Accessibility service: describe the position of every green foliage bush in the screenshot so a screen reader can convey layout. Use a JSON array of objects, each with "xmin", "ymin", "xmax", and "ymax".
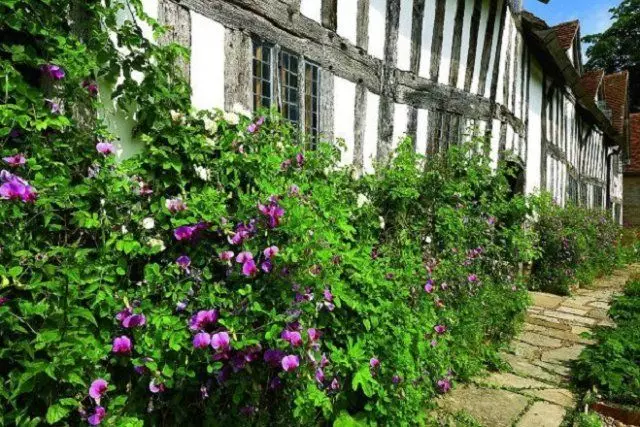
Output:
[
  {"xmin": 573, "ymin": 277, "xmax": 640, "ymax": 405},
  {"xmin": 0, "ymin": 0, "xmax": 620, "ymax": 425},
  {"xmin": 530, "ymin": 196, "xmax": 622, "ymax": 295}
]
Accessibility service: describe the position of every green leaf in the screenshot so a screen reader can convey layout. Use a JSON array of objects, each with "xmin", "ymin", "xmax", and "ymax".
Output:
[{"xmin": 46, "ymin": 404, "xmax": 70, "ymax": 424}]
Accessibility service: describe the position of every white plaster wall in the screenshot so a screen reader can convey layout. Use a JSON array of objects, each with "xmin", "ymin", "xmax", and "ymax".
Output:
[
  {"xmin": 333, "ymin": 76, "xmax": 356, "ymax": 166},
  {"xmin": 300, "ymin": 0, "xmax": 322, "ymax": 23},
  {"xmin": 490, "ymin": 119, "xmax": 501, "ymax": 168},
  {"xmin": 525, "ymin": 56, "xmax": 543, "ymax": 194},
  {"xmin": 397, "ymin": 0, "xmax": 413, "ymax": 70},
  {"xmin": 437, "ymin": 0, "xmax": 459, "ymax": 84},
  {"xmin": 392, "ymin": 103, "xmax": 409, "ymax": 148},
  {"xmin": 190, "ymin": 11, "xmax": 225, "ymax": 111},
  {"xmin": 470, "ymin": 0, "xmax": 490, "ymax": 94},
  {"xmin": 337, "ymin": 0, "xmax": 358, "ymax": 45},
  {"xmin": 368, "ymin": 0, "xmax": 387, "ymax": 60},
  {"xmin": 456, "ymin": 0, "xmax": 474, "ymax": 90},
  {"xmin": 416, "ymin": 109, "xmax": 429, "ymax": 155},
  {"xmin": 419, "ymin": 0, "xmax": 436, "ymax": 78},
  {"xmin": 505, "ymin": 124, "xmax": 514, "ymax": 152},
  {"xmin": 364, "ymin": 91, "xmax": 380, "ymax": 173},
  {"xmin": 140, "ymin": 0, "xmax": 159, "ymax": 42}
]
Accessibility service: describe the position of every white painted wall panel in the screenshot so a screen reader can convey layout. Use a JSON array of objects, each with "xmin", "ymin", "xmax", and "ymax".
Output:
[
  {"xmin": 456, "ymin": 0, "xmax": 474, "ymax": 90},
  {"xmin": 438, "ymin": 0, "xmax": 459, "ymax": 84},
  {"xmin": 416, "ymin": 109, "xmax": 429, "ymax": 155},
  {"xmin": 337, "ymin": 0, "xmax": 358, "ymax": 44},
  {"xmin": 397, "ymin": 0, "xmax": 413, "ymax": 70},
  {"xmin": 525, "ymin": 56, "xmax": 543, "ymax": 194},
  {"xmin": 490, "ymin": 119, "xmax": 501, "ymax": 168},
  {"xmin": 364, "ymin": 91, "xmax": 380, "ymax": 173},
  {"xmin": 190, "ymin": 11, "xmax": 225, "ymax": 111},
  {"xmin": 140, "ymin": 0, "xmax": 158, "ymax": 41},
  {"xmin": 300, "ymin": 0, "xmax": 322, "ymax": 23},
  {"xmin": 368, "ymin": 0, "xmax": 387, "ymax": 59},
  {"xmin": 419, "ymin": 0, "xmax": 436, "ymax": 78},
  {"xmin": 333, "ymin": 76, "xmax": 356, "ymax": 166},
  {"xmin": 392, "ymin": 103, "xmax": 409, "ymax": 148}
]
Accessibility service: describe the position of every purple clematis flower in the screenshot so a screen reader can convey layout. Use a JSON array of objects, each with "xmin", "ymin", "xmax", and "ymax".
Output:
[
  {"xmin": 219, "ymin": 250, "xmax": 234, "ymax": 261},
  {"xmin": 2, "ymin": 154, "xmax": 26, "ymax": 167},
  {"xmin": 242, "ymin": 259, "xmax": 258, "ymax": 277},
  {"xmin": 260, "ymin": 260, "xmax": 272, "ymax": 273},
  {"xmin": 165, "ymin": 198, "xmax": 187, "ymax": 213},
  {"xmin": 296, "ymin": 153, "xmax": 305, "ymax": 167},
  {"xmin": 246, "ymin": 116, "xmax": 265, "ymax": 133},
  {"xmin": 392, "ymin": 375, "xmax": 402, "ymax": 384},
  {"xmin": 468, "ymin": 274, "xmax": 478, "ymax": 283},
  {"xmin": 176, "ymin": 255, "xmax": 191, "ymax": 270},
  {"xmin": 87, "ymin": 406, "xmax": 106, "ymax": 425},
  {"xmin": 323, "ymin": 289, "xmax": 333, "ymax": 302},
  {"xmin": 0, "ymin": 170, "xmax": 37, "ymax": 203},
  {"xmin": 211, "ymin": 331, "xmax": 231, "ymax": 352},
  {"xmin": 82, "ymin": 80, "xmax": 98, "ymax": 96},
  {"xmin": 281, "ymin": 355, "xmax": 300, "ymax": 372},
  {"xmin": 0, "ymin": 296, "xmax": 8, "ymax": 306},
  {"xmin": 41, "ymin": 64, "xmax": 65, "ymax": 80},
  {"xmin": 281, "ymin": 330, "xmax": 302, "ymax": 347},
  {"xmin": 320, "ymin": 353, "xmax": 329, "ymax": 368},
  {"xmin": 236, "ymin": 251, "xmax": 253, "ymax": 263},
  {"xmin": 149, "ymin": 379, "xmax": 165, "ymax": 393},
  {"xmin": 174, "ymin": 225, "xmax": 196, "ymax": 241},
  {"xmin": 424, "ymin": 279, "xmax": 434, "ymax": 293},
  {"xmin": 370, "ymin": 358, "xmax": 380, "ymax": 369},
  {"xmin": 45, "ymin": 99, "xmax": 61, "ymax": 114},
  {"xmin": 307, "ymin": 328, "xmax": 321, "ymax": 342},
  {"xmin": 96, "ymin": 142, "xmax": 115, "ymax": 156},
  {"xmin": 437, "ymin": 378, "xmax": 451, "ymax": 393},
  {"xmin": 330, "ymin": 378, "xmax": 340, "ymax": 390},
  {"xmin": 434, "ymin": 324, "xmax": 447, "ymax": 334},
  {"xmin": 193, "ymin": 332, "xmax": 211, "ymax": 349},
  {"xmin": 122, "ymin": 313, "xmax": 146, "ymax": 328},
  {"xmin": 176, "ymin": 301, "xmax": 187, "ymax": 312},
  {"xmin": 264, "ymin": 349, "xmax": 285, "ymax": 368},
  {"xmin": 189, "ymin": 309, "xmax": 219, "ymax": 331},
  {"xmin": 89, "ymin": 379, "xmax": 108, "ymax": 401},
  {"xmin": 258, "ymin": 200, "xmax": 285, "ymax": 228},
  {"xmin": 263, "ymin": 246, "xmax": 279, "ymax": 259},
  {"xmin": 289, "ymin": 184, "xmax": 300, "ymax": 196},
  {"xmin": 112, "ymin": 336, "xmax": 132, "ymax": 354},
  {"xmin": 281, "ymin": 159, "xmax": 292, "ymax": 170},
  {"xmin": 315, "ymin": 368, "xmax": 325, "ymax": 384}
]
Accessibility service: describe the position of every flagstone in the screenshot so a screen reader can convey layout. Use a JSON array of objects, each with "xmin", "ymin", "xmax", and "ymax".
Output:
[
  {"xmin": 521, "ymin": 388, "xmax": 575, "ymax": 407},
  {"xmin": 516, "ymin": 401, "xmax": 566, "ymax": 427},
  {"xmin": 540, "ymin": 344, "xmax": 585, "ymax": 363},
  {"xmin": 477, "ymin": 372, "xmax": 553, "ymax": 390}
]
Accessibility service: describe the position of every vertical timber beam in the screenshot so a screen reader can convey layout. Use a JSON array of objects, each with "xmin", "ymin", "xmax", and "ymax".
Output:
[
  {"xmin": 158, "ymin": 0, "xmax": 192, "ymax": 81},
  {"xmin": 377, "ymin": 0, "xmax": 401, "ymax": 161},
  {"xmin": 321, "ymin": 0, "xmax": 338, "ymax": 31},
  {"xmin": 464, "ymin": 0, "xmax": 482, "ymax": 92},
  {"xmin": 448, "ymin": 0, "xmax": 466, "ymax": 87},
  {"xmin": 477, "ymin": 0, "xmax": 499, "ymax": 96},
  {"xmin": 429, "ymin": 0, "xmax": 447, "ymax": 82},
  {"xmin": 224, "ymin": 28, "xmax": 253, "ymax": 111},
  {"xmin": 406, "ymin": 0, "xmax": 426, "ymax": 147}
]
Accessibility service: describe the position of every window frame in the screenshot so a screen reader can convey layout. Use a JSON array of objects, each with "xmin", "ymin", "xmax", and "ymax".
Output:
[{"xmin": 251, "ymin": 38, "xmax": 321, "ymax": 144}]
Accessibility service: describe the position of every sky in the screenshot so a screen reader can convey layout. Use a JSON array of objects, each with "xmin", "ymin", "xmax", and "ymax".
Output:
[{"xmin": 524, "ymin": 0, "xmax": 618, "ymax": 59}]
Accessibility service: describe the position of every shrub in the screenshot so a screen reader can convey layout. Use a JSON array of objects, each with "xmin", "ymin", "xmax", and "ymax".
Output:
[
  {"xmin": 0, "ymin": 1, "xmax": 533, "ymax": 425},
  {"xmin": 529, "ymin": 196, "xmax": 622, "ymax": 295},
  {"xmin": 572, "ymin": 277, "xmax": 640, "ymax": 405}
]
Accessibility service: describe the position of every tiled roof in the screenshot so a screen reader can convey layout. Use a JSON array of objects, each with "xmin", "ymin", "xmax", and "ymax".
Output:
[
  {"xmin": 625, "ymin": 113, "xmax": 640, "ymax": 174},
  {"xmin": 603, "ymin": 71, "xmax": 629, "ymax": 135},
  {"xmin": 580, "ymin": 69, "xmax": 604, "ymax": 100},
  {"xmin": 550, "ymin": 20, "xmax": 579, "ymax": 50}
]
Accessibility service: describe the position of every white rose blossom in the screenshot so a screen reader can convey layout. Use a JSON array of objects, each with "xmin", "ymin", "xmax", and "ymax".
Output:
[
  {"xmin": 194, "ymin": 165, "xmax": 211, "ymax": 181},
  {"xmin": 357, "ymin": 194, "xmax": 370, "ymax": 208},
  {"xmin": 147, "ymin": 238, "xmax": 166, "ymax": 251},
  {"xmin": 142, "ymin": 217, "xmax": 155, "ymax": 230}
]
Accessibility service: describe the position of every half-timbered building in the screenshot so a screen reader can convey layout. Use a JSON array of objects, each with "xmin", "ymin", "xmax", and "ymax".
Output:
[{"xmin": 115, "ymin": 0, "xmax": 630, "ymax": 222}]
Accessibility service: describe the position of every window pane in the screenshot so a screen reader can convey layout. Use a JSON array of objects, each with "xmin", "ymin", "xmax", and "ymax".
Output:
[
  {"xmin": 279, "ymin": 49, "xmax": 300, "ymax": 126},
  {"xmin": 304, "ymin": 62, "xmax": 320, "ymax": 147},
  {"xmin": 253, "ymin": 39, "xmax": 272, "ymax": 110}
]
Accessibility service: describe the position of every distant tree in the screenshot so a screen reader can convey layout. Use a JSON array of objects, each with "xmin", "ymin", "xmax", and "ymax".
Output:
[{"xmin": 583, "ymin": 0, "xmax": 640, "ymax": 112}]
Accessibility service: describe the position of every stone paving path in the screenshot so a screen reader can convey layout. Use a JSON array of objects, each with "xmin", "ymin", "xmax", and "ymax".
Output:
[{"xmin": 436, "ymin": 265, "xmax": 640, "ymax": 427}]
